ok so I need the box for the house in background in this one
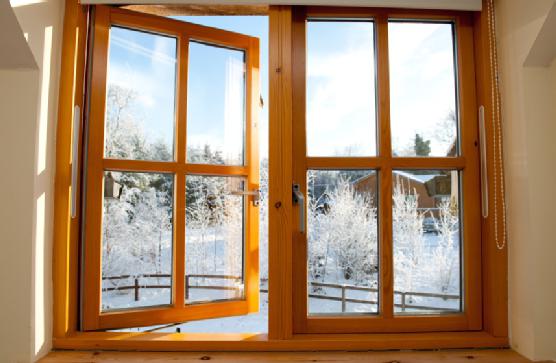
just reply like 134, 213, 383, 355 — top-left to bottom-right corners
353, 170, 459, 218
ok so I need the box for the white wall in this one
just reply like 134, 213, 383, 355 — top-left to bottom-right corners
0, 0, 64, 362
0, 69, 40, 363
496, 0, 556, 361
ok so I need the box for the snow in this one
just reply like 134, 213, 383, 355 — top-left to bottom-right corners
394, 170, 438, 183
102, 85, 462, 333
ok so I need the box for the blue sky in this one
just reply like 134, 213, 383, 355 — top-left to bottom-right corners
105, 16, 456, 162
180, 16, 269, 163
307, 21, 376, 157
107, 26, 177, 154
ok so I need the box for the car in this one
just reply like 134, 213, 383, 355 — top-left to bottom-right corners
422, 217, 439, 234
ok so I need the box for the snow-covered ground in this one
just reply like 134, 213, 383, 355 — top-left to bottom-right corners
108, 229, 460, 333
111, 290, 269, 333
105, 169, 461, 333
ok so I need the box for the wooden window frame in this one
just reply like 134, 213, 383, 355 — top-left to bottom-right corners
81, 5, 261, 331
52, 0, 508, 350
291, 6, 482, 335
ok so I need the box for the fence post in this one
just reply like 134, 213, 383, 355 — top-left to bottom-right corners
401, 292, 406, 312
134, 278, 139, 301
341, 285, 347, 313
185, 275, 189, 301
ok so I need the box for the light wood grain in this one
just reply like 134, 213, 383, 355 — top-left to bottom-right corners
82, 5, 261, 331
473, 0, 509, 338
40, 349, 542, 363
268, 5, 294, 340
52, 0, 87, 338
52, 331, 508, 351
123, 4, 269, 16
288, 6, 482, 335
52, 0, 510, 350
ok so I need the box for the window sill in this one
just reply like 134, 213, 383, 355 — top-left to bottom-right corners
53, 331, 508, 351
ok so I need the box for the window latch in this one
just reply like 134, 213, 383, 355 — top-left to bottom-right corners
231, 189, 260, 206
292, 184, 305, 233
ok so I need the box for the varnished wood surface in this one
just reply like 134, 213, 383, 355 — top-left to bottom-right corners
52, 0, 510, 349
123, 4, 269, 16
288, 7, 482, 335
40, 349, 545, 363
81, 5, 261, 331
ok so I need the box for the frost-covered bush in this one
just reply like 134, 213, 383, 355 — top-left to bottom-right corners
259, 159, 269, 281
101, 84, 461, 311
429, 197, 459, 293
392, 178, 460, 297
307, 172, 378, 288
392, 180, 426, 295
185, 176, 244, 279
102, 181, 172, 280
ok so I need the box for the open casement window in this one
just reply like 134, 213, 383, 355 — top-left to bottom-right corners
82, 6, 260, 331
291, 7, 482, 334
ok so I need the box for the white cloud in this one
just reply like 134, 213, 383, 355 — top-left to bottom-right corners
389, 22, 457, 156
307, 39, 377, 156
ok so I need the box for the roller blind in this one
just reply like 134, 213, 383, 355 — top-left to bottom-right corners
79, 0, 481, 11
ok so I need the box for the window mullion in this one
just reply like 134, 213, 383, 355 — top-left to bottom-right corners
172, 33, 189, 309
376, 13, 394, 319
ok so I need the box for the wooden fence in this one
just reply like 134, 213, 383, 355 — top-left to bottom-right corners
102, 274, 459, 312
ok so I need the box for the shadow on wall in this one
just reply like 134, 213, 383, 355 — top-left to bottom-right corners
10, 0, 64, 360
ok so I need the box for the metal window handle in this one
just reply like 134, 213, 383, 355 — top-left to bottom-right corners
479, 105, 489, 218
71, 105, 81, 219
292, 184, 305, 233
230, 189, 260, 206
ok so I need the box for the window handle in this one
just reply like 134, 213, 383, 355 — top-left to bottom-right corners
479, 105, 489, 218
71, 105, 81, 219
230, 189, 260, 206
292, 184, 305, 233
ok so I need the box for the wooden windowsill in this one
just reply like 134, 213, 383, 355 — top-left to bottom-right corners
53, 330, 508, 351
41, 349, 539, 363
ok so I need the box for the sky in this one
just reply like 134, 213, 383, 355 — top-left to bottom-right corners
106, 26, 178, 155
307, 21, 376, 157
104, 16, 457, 163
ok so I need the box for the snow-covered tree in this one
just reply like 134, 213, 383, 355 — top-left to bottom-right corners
392, 178, 426, 295
429, 197, 459, 293
259, 158, 269, 281
105, 85, 150, 161
186, 176, 216, 277
132, 187, 172, 278
307, 172, 378, 289
434, 110, 458, 156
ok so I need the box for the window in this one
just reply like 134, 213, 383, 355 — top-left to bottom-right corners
82, 6, 260, 330
291, 8, 481, 333
54, 2, 506, 349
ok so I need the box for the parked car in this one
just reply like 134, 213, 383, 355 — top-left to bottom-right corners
422, 217, 439, 234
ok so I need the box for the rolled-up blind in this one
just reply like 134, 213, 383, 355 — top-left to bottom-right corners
79, 0, 481, 11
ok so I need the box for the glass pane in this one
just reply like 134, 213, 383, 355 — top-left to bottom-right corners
307, 170, 378, 315
187, 42, 246, 165
104, 27, 177, 161
101, 171, 174, 311
389, 22, 458, 157
307, 21, 377, 157
185, 175, 245, 304
392, 170, 461, 314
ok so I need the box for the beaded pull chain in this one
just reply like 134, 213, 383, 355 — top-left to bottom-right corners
486, 0, 507, 251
